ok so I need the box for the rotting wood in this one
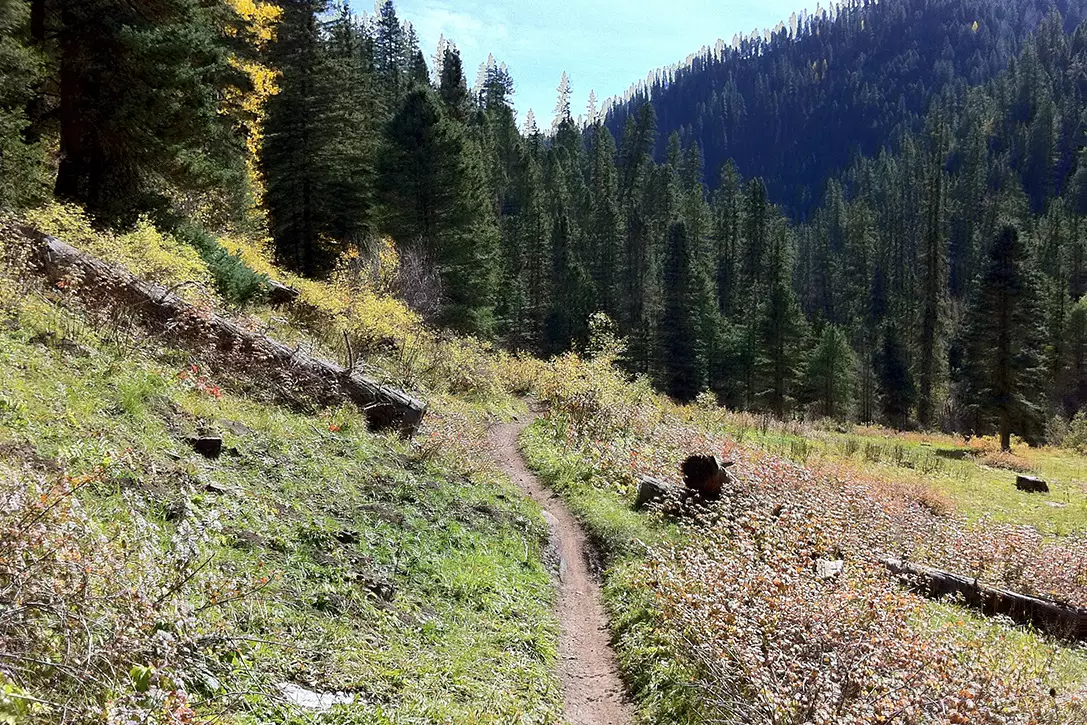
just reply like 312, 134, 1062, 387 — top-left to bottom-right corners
883, 557, 1087, 640
266, 279, 300, 307
21, 228, 426, 436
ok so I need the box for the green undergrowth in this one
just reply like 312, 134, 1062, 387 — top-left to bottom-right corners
518, 421, 704, 724
0, 283, 561, 722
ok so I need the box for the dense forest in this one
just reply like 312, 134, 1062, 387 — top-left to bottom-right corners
8, 0, 1087, 449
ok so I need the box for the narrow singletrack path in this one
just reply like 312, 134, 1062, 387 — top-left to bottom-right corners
488, 419, 634, 725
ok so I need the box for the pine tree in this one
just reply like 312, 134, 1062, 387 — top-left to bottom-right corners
659, 221, 715, 400
916, 115, 950, 428
262, 0, 373, 277
373, 0, 403, 110
959, 226, 1047, 449
378, 87, 498, 333
438, 45, 469, 122
711, 160, 743, 317
806, 325, 857, 419
50, 0, 247, 226
877, 323, 915, 429
552, 71, 571, 132
587, 124, 622, 317
0, 0, 46, 209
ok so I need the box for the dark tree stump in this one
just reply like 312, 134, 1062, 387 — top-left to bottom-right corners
266, 280, 300, 306
187, 436, 223, 459
1015, 475, 1049, 493
681, 454, 733, 500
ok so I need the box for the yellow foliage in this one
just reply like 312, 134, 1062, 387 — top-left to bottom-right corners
24, 203, 217, 302
221, 0, 282, 220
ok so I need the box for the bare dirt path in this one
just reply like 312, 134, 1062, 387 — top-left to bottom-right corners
488, 419, 634, 725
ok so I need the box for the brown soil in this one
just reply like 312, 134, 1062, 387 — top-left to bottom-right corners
488, 420, 634, 725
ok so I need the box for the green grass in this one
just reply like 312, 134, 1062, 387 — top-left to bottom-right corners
717, 419, 1087, 535
518, 421, 704, 724
0, 290, 562, 723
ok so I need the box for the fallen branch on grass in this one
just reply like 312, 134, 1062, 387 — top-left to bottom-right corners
883, 557, 1087, 640
19, 227, 426, 435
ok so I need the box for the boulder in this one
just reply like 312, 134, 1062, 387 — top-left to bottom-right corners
634, 476, 681, 510
1016, 475, 1049, 494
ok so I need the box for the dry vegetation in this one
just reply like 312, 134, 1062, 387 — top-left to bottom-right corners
523, 323, 1087, 723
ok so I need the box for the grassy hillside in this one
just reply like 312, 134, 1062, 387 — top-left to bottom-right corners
0, 207, 561, 723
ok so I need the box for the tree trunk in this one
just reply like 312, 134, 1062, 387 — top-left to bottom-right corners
884, 558, 1087, 640
23, 0, 47, 144
54, 13, 84, 203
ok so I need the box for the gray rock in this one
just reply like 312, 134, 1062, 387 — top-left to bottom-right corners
815, 559, 844, 579
277, 682, 354, 711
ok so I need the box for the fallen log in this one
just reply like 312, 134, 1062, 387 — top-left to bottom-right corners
266, 279, 300, 307
883, 557, 1087, 640
22, 228, 426, 436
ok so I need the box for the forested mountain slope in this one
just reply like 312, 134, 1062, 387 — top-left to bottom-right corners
605, 0, 1087, 217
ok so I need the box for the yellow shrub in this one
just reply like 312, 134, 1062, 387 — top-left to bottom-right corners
24, 203, 217, 300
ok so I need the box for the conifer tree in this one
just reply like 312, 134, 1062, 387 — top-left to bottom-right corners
959, 226, 1047, 449
806, 325, 857, 419
660, 221, 715, 400
378, 87, 498, 333
49, 0, 247, 226
262, 0, 373, 276
878, 323, 915, 429
0, 0, 45, 209
438, 45, 469, 122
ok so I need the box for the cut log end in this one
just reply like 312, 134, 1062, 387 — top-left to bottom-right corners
1015, 475, 1049, 494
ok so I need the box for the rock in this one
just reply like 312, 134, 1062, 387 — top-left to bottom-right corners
634, 476, 680, 510
815, 558, 844, 579
276, 682, 354, 711
681, 454, 733, 500
187, 436, 222, 459
266, 280, 300, 307
360, 576, 396, 603
335, 529, 359, 545
204, 482, 230, 495
1047, 501, 1068, 508
1016, 475, 1049, 494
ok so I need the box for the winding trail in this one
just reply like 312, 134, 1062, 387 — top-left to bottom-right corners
489, 420, 635, 725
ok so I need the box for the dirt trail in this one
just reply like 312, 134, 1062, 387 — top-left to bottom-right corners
489, 419, 634, 725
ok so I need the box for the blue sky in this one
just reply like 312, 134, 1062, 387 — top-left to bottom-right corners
353, 0, 804, 127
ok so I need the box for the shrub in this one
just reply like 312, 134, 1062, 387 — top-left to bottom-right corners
23, 203, 216, 301
1063, 411, 1087, 454
170, 223, 269, 305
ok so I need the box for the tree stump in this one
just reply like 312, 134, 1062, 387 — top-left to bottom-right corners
681, 454, 733, 500
1015, 475, 1049, 493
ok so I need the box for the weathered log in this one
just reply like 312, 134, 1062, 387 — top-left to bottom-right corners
266, 279, 300, 307
883, 557, 1087, 640
1016, 475, 1049, 494
681, 454, 733, 500
22, 228, 426, 436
